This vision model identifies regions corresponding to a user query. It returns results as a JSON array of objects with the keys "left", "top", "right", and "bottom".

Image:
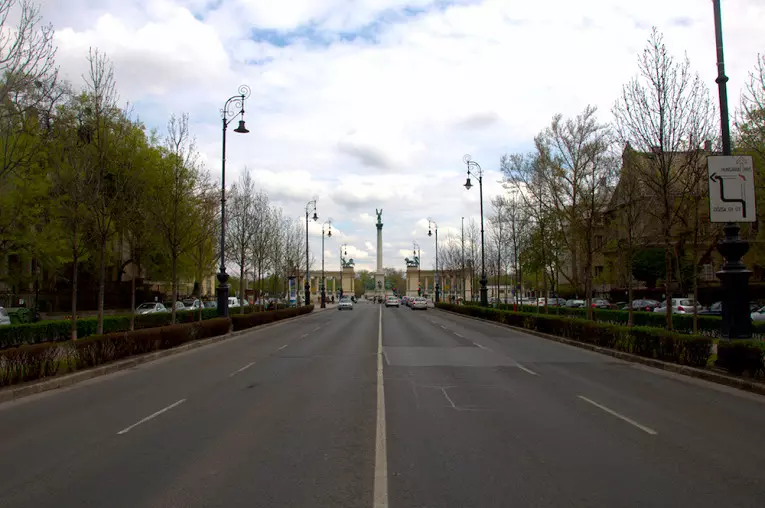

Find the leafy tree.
[{"left": 632, "top": 248, "right": 665, "bottom": 289}]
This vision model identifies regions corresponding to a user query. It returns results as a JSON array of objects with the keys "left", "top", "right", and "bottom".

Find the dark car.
[{"left": 622, "top": 299, "right": 661, "bottom": 312}]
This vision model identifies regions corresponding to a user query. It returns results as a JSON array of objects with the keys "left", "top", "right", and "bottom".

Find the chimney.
[{"left": 704, "top": 139, "right": 712, "bottom": 151}]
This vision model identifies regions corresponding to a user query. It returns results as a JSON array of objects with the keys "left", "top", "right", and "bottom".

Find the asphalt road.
[{"left": 1, "top": 301, "right": 765, "bottom": 507}]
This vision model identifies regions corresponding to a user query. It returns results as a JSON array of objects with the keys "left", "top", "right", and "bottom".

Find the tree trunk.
[
  {"left": 627, "top": 241, "right": 634, "bottom": 327},
  {"left": 692, "top": 197, "right": 700, "bottom": 334},
  {"left": 97, "top": 236, "right": 106, "bottom": 335},
  {"left": 130, "top": 262, "right": 136, "bottom": 331},
  {"left": 197, "top": 243, "right": 203, "bottom": 322},
  {"left": 664, "top": 240, "right": 673, "bottom": 330},
  {"left": 171, "top": 253, "right": 178, "bottom": 324},
  {"left": 71, "top": 244, "right": 78, "bottom": 341},
  {"left": 239, "top": 257, "right": 245, "bottom": 315}
]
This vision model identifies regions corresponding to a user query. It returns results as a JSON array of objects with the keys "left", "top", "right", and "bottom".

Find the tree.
[
  {"left": 149, "top": 113, "right": 202, "bottom": 323},
  {"left": 612, "top": 28, "right": 715, "bottom": 328},
  {"left": 225, "top": 167, "right": 257, "bottom": 312}
]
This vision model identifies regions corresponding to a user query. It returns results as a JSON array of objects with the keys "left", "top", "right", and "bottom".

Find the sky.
[{"left": 37, "top": 0, "right": 765, "bottom": 273}]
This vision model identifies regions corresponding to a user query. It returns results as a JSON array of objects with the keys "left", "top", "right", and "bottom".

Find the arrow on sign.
[{"left": 710, "top": 172, "right": 747, "bottom": 218}]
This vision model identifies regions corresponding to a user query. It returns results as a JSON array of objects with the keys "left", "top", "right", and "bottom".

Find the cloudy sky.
[{"left": 39, "top": 0, "right": 765, "bottom": 273}]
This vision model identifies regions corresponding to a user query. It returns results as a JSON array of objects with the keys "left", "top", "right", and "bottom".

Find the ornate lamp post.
[
  {"left": 712, "top": 0, "right": 752, "bottom": 339},
  {"left": 217, "top": 85, "right": 250, "bottom": 317},
  {"left": 427, "top": 218, "right": 440, "bottom": 303},
  {"left": 304, "top": 199, "right": 318, "bottom": 307},
  {"left": 413, "top": 240, "right": 421, "bottom": 296},
  {"left": 463, "top": 154, "right": 488, "bottom": 307},
  {"left": 321, "top": 219, "right": 332, "bottom": 308},
  {"left": 340, "top": 243, "right": 348, "bottom": 298}
]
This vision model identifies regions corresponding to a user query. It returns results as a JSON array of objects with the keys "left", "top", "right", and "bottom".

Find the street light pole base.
[
  {"left": 716, "top": 222, "right": 752, "bottom": 339},
  {"left": 304, "top": 284, "right": 311, "bottom": 307},
  {"left": 216, "top": 282, "right": 229, "bottom": 318},
  {"left": 321, "top": 288, "right": 326, "bottom": 308},
  {"left": 479, "top": 277, "right": 489, "bottom": 307}
]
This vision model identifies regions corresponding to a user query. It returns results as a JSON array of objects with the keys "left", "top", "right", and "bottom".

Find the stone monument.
[{"left": 375, "top": 209, "right": 385, "bottom": 299}]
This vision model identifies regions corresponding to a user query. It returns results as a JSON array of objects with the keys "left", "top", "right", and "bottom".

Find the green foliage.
[
  {"left": 716, "top": 340, "right": 765, "bottom": 378},
  {"left": 632, "top": 248, "right": 665, "bottom": 289},
  {"left": 437, "top": 303, "right": 713, "bottom": 368},
  {"left": 230, "top": 304, "right": 313, "bottom": 332}
]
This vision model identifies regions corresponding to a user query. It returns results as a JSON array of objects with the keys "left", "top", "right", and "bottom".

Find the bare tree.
[
  {"left": 150, "top": 113, "right": 202, "bottom": 323},
  {"left": 612, "top": 28, "right": 715, "bottom": 328},
  {"left": 225, "top": 167, "right": 257, "bottom": 312},
  {"left": 737, "top": 53, "right": 765, "bottom": 160},
  {"left": 0, "top": 0, "right": 59, "bottom": 181}
]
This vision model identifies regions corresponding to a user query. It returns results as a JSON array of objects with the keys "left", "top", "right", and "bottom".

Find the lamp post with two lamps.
[
  {"left": 462, "top": 154, "right": 488, "bottom": 307},
  {"left": 216, "top": 85, "right": 250, "bottom": 317},
  {"left": 304, "top": 199, "right": 318, "bottom": 307},
  {"left": 321, "top": 219, "right": 332, "bottom": 308},
  {"left": 427, "top": 219, "right": 439, "bottom": 303}
]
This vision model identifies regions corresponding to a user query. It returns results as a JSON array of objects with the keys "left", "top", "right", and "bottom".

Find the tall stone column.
[{"left": 375, "top": 209, "right": 385, "bottom": 298}]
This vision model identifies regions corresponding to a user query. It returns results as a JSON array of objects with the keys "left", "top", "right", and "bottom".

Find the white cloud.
[{"left": 41, "top": 0, "right": 765, "bottom": 274}]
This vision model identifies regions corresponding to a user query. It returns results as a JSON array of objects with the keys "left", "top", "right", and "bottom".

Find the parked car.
[
  {"left": 203, "top": 301, "right": 217, "bottom": 309},
  {"left": 411, "top": 297, "right": 428, "bottom": 310},
  {"left": 752, "top": 306, "right": 765, "bottom": 321},
  {"left": 338, "top": 297, "right": 354, "bottom": 310},
  {"left": 385, "top": 296, "right": 400, "bottom": 307},
  {"left": 590, "top": 299, "right": 614, "bottom": 309},
  {"left": 565, "top": 299, "right": 585, "bottom": 308},
  {"left": 653, "top": 298, "right": 702, "bottom": 314},
  {"left": 623, "top": 299, "right": 661, "bottom": 312},
  {"left": 0, "top": 307, "right": 10, "bottom": 326},
  {"left": 136, "top": 302, "right": 168, "bottom": 315}
]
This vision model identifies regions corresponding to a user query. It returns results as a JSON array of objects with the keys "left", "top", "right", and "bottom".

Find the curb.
[
  {"left": 435, "top": 308, "right": 765, "bottom": 397},
  {"left": 0, "top": 309, "right": 320, "bottom": 404}
]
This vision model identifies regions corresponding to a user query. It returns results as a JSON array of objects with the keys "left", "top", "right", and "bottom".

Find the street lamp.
[
  {"left": 217, "top": 84, "right": 251, "bottom": 317},
  {"left": 340, "top": 243, "right": 348, "bottom": 298},
  {"left": 712, "top": 0, "right": 751, "bottom": 339},
  {"left": 305, "top": 198, "right": 318, "bottom": 307},
  {"left": 427, "top": 218, "right": 440, "bottom": 303},
  {"left": 463, "top": 154, "right": 488, "bottom": 307},
  {"left": 413, "top": 240, "right": 421, "bottom": 296},
  {"left": 321, "top": 219, "right": 332, "bottom": 308},
  {"left": 461, "top": 216, "right": 465, "bottom": 303}
]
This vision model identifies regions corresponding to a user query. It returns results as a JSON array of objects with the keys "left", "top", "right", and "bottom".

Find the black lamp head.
[
  {"left": 464, "top": 177, "right": 473, "bottom": 190},
  {"left": 428, "top": 229, "right": 432, "bottom": 237},
  {"left": 312, "top": 211, "right": 318, "bottom": 221},
  {"left": 234, "top": 120, "right": 249, "bottom": 134}
]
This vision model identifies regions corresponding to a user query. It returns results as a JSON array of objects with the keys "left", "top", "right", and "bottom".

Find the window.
[
  {"left": 595, "top": 235, "right": 604, "bottom": 250},
  {"left": 702, "top": 263, "right": 715, "bottom": 281},
  {"left": 594, "top": 266, "right": 604, "bottom": 277}
]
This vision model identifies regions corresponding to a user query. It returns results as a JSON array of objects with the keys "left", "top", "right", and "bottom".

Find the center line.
[
  {"left": 440, "top": 325, "right": 447, "bottom": 329},
  {"left": 578, "top": 395, "right": 657, "bottom": 435},
  {"left": 373, "top": 304, "right": 389, "bottom": 508},
  {"left": 229, "top": 361, "right": 256, "bottom": 377},
  {"left": 515, "top": 363, "right": 538, "bottom": 376},
  {"left": 472, "top": 341, "right": 492, "bottom": 351},
  {"left": 277, "top": 344, "right": 288, "bottom": 351},
  {"left": 454, "top": 332, "right": 465, "bottom": 338},
  {"left": 312, "top": 326, "right": 321, "bottom": 332},
  {"left": 300, "top": 333, "right": 308, "bottom": 339},
  {"left": 117, "top": 399, "right": 186, "bottom": 435}
]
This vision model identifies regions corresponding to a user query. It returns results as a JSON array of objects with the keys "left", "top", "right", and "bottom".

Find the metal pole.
[
  {"left": 321, "top": 229, "right": 325, "bottom": 308},
  {"left": 435, "top": 227, "right": 440, "bottom": 303},
  {"left": 712, "top": 0, "right": 751, "bottom": 339},
  {"left": 479, "top": 174, "right": 488, "bottom": 307},
  {"left": 305, "top": 209, "right": 310, "bottom": 307},
  {"left": 461, "top": 217, "right": 465, "bottom": 303},
  {"left": 216, "top": 116, "right": 229, "bottom": 317}
]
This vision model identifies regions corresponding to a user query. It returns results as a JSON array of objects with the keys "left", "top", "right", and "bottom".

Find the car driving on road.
[
  {"left": 385, "top": 296, "right": 400, "bottom": 307},
  {"left": 338, "top": 297, "right": 354, "bottom": 310},
  {"left": 411, "top": 297, "right": 428, "bottom": 310}
]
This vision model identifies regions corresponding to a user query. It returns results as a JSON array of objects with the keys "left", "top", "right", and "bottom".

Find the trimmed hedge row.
[
  {"left": 0, "top": 304, "right": 316, "bottom": 387},
  {"left": 0, "top": 308, "right": 220, "bottom": 349},
  {"left": 437, "top": 303, "right": 713, "bottom": 368},
  {"left": 470, "top": 301, "right": 765, "bottom": 337},
  {"left": 716, "top": 340, "right": 765, "bottom": 378}
]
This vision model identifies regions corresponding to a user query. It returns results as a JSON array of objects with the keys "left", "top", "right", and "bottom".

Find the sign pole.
[{"left": 712, "top": 0, "right": 752, "bottom": 339}]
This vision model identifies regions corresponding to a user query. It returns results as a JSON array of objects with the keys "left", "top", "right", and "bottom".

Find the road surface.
[{"left": 1, "top": 301, "right": 764, "bottom": 507}]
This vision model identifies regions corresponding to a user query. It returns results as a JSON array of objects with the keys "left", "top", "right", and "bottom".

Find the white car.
[
  {"left": 135, "top": 302, "right": 168, "bottom": 315},
  {"left": 411, "top": 297, "right": 428, "bottom": 310},
  {"left": 385, "top": 296, "right": 400, "bottom": 307},
  {"left": 338, "top": 297, "right": 354, "bottom": 310},
  {"left": 653, "top": 298, "right": 702, "bottom": 314},
  {"left": 0, "top": 307, "right": 10, "bottom": 326}
]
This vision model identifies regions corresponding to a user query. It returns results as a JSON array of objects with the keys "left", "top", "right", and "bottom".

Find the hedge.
[
  {"left": 0, "top": 308, "right": 220, "bottom": 349},
  {"left": 469, "top": 301, "right": 765, "bottom": 338},
  {"left": 437, "top": 303, "right": 713, "bottom": 368},
  {"left": 716, "top": 340, "right": 765, "bottom": 378},
  {"left": 0, "top": 304, "right": 316, "bottom": 387}
]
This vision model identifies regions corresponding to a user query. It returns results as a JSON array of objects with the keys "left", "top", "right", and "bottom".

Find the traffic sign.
[{"left": 708, "top": 155, "right": 756, "bottom": 223}]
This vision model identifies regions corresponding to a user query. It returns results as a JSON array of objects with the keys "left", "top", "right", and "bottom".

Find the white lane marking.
[
  {"left": 300, "top": 333, "right": 308, "bottom": 339},
  {"left": 440, "top": 324, "right": 447, "bottom": 329},
  {"left": 578, "top": 396, "right": 657, "bottom": 435},
  {"left": 472, "top": 341, "right": 492, "bottom": 351},
  {"left": 312, "top": 326, "right": 321, "bottom": 332},
  {"left": 277, "top": 344, "right": 288, "bottom": 351},
  {"left": 229, "top": 361, "right": 256, "bottom": 377},
  {"left": 117, "top": 399, "right": 186, "bottom": 435},
  {"left": 454, "top": 332, "right": 465, "bottom": 339},
  {"left": 440, "top": 387, "right": 457, "bottom": 409},
  {"left": 373, "top": 304, "right": 389, "bottom": 508},
  {"left": 515, "top": 363, "right": 538, "bottom": 376}
]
